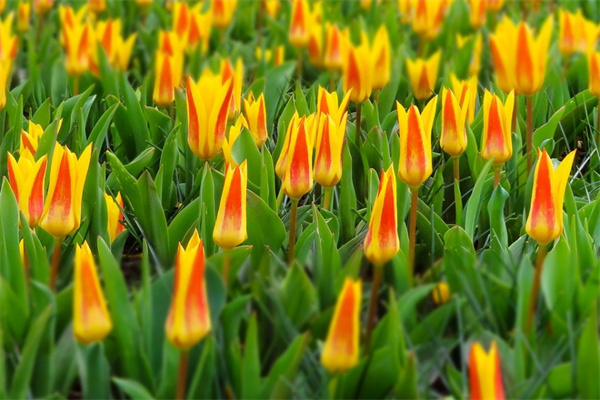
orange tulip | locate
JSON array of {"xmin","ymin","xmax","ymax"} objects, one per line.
[
  {"xmin": 364, "ymin": 165, "xmax": 399, "ymax": 265},
  {"xmin": 558, "ymin": 9, "xmax": 600, "ymax": 57},
  {"xmin": 281, "ymin": 115, "xmax": 313, "ymax": 199},
  {"xmin": 406, "ymin": 51, "xmax": 441, "ymax": 101},
  {"xmin": 213, "ymin": 161, "xmax": 248, "ymax": 249},
  {"xmin": 243, "ymin": 93, "xmax": 268, "ymax": 147},
  {"xmin": 186, "ymin": 72, "xmax": 234, "ymax": 160},
  {"xmin": 515, "ymin": 18, "xmax": 554, "ymax": 96},
  {"xmin": 173, "ymin": 1, "xmax": 191, "ymax": 38},
  {"xmin": 314, "ymin": 112, "xmax": 347, "ymax": 188},
  {"xmin": 212, "ymin": 0, "xmax": 237, "ymax": 30},
  {"xmin": 289, "ymin": 0, "xmax": 310, "ymax": 48},
  {"xmin": 39, "ymin": 143, "xmax": 92, "ymax": 238},
  {"xmin": 165, "ymin": 230, "xmax": 211, "ymax": 350},
  {"xmin": 187, "ymin": 6, "xmax": 212, "ymax": 54},
  {"xmin": 396, "ymin": 96, "xmax": 437, "ymax": 187},
  {"xmin": 321, "ymin": 278, "xmax": 362, "ymax": 373},
  {"xmin": 7, "ymin": 151, "xmax": 47, "ymax": 228},
  {"xmin": 469, "ymin": 341, "xmax": 506, "ymax": 400},
  {"xmin": 105, "ymin": 192, "xmax": 125, "ymax": 244},
  {"xmin": 317, "ymin": 86, "xmax": 351, "ymax": 125},
  {"xmin": 480, "ymin": 90, "xmax": 514, "ymax": 165},
  {"xmin": 526, "ymin": 149, "xmax": 576, "ymax": 245},
  {"xmin": 371, "ymin": 25, "xmax": 391, "ymax": 91},
  {"xmin": 343, "ymin": 36, "xmax": 372, "ymax": 104},
  {"xmin": 323, "ymin": 24, "xmax": 347, "ymax": 71},
  {"xmin": 73, "ymin": 241, "xmax": 113, "ymax": 345},
  {"xmin": 440, "ymin": 88, "xmax": 469, "ymax": 158},
  {"xmin": 589, "ymin": 51, "xmax": 600, "ymax": 98}
]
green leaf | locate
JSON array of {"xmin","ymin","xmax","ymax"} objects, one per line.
[
  {"xmin": 113, "ymin": 378, "xmax": 155, "ymax": 400},
  {"xmin": 577, "ymin": 306, "xmax": 600, "ymax": 399},
  {"xmin": 241, "ymin": 314, "xmax": 261, "ymax": 399},
  {"xmin": 464, "ymin": 159, "xmax": 494, "ymax": 239}
]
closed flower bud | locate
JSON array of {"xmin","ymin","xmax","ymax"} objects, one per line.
[
  {"xmin": 263, "ymin": 0, "xmax": 280, "ymax": 18},
  {"xmin": 589, "ymin": 51, "xmax": 600, "ymax": 98},
  {"xmin": 64, "ymin": 22, "xmax": 91, "ymax": 77},
  {"xmin": 17, "ymin": 2, "xmax": 31, "ymax": 33},
  {"xmin": 406, "ymin": 51, "xmax": 440, "ymax": 101},
  {"xmin": 515, "ymin": 18, "xmax": 553, "ymax": 96},
  {"xmin": 321, "ymin": 278, "xmax": 362, "ymax": 373},
  {"xmin": 526, "ymin": 149, "xmax": 576, "ymax": 245},
  {"xmin": 364, "ymin": 165, "xmax": 399, "ymax": 265},
  {"xmin": 34, "ymin": 0, "xmax": 54, "ymax": 15},
  {"xmin": 73, "ymin": 241, "xmax": 113, "ymax": 345},
  {"xmin": 153, "ymin": 50, "xmax": 182, "ymax": 107},
  {"xmin": 289, "ymin": 0, "xmax": 309, "ymax": 48},
  {"xmin": 489, "ymin": 17, "xmax": 518, "ymax": 94},
  {"xmin": 432, "ymin": 282, "xmax": 451, "ymax": 305},
  {"xmin": 307, "ymin": 24, "xmax": 324, "ymax": 69},
  {"xmin": 105, "ymin": 192, "xmax": 125, "ymax": 244},
  {"xmin": 20, "ymin": 121, "xmax": 44, "ymax": 156},
  {"xmin": 480, "ymin": 90, "xmax": 514, "ymax": 165},
  {"xmin": 282, "ymin": 115, "xmax": 314, "ymax": 199},
  {"xmin": 314, "ymin": 112, "xmax": 347, "ymax": 188},
  {"xmin": 213, "ymin": 161, "xmax": 248, "ymax": 249},
  {"xmin": 450, "ymin": 74, "xmax": 478, "ymax": 124},
  {"xmin": 440, "ymin": 87, "xmax": 468, "ymax": 158},
  {"xmin": 212, "ymin": 0, "xmax": 237, "ymax": 30},
  {"xmin": 221, "ymin": 58, "xmax": 244, "ymax": 120},
  {"xmin": 166, "ymin": 230, "xmax": 211, "ymax": 349},
  {"xmin": 469, "ymin": 341, "xmax": 506, "ymax": 400},
  {"xmin": 275, "ymin": 113, "xmax": 298, "ymax": 180},
  {"xmin": 467, "ymin": 0, "xmax": 486, "ymax": 30},
  {"xmin": 7, "ymin": 151, "xmax": 47, "ymax": 228},
  {"xmin": 243, "ymin": 93, "xmax": 268, "ymax": 147},
  {"xmin": 324, "ymin": 24, "xmax": 347, "ymax": 71},
  {"xmin": 397, "ymin": 97, "xmax": 437, "ymax": 187},
  {"xmin": 343, "ymin": 36, "xmax": 373, "ymax": 104},
  {"xmin": 371, "ymin": 26, "xmax": 390, "ymax": 90}
]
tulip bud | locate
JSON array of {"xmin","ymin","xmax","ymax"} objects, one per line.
[
  {"xmin": 467, "ymin": 0, "xmax": 486, "ymax": 30},
  {"xmin": 514, "ymin": 18, "xmax": 553, "ymax": 96},
  {"xmin": 173, "ymin": 1, "xmax": 190, "ymax": 39},
  {"xmin": 7, "ymin": 151, "xmax": 47, "ymax": 228},
  {"xmin": 17, "ymin": 2, "xmax": 31, "ymax": 33},
  {"xmin": 526, "ymin": 149, "xmax": 576, "ymax": 245},
  {"xmin": 480, "ymin": 90, "xmax": 514, "ymax": 165},
  {"xmin": 397, "ymin": 0, "xmax": 412, "ymax": 24},
  {"xmin": 307, "ymin": 24, "xmax": 324, "ymax": 69},
  {"xmin": 153, "ymin": 50, "xmax": 182, "ymax": 107},
  {"xmin": 89, "ymin": 0, "xmax": 106, "ymax": 14},
  {"xmin": 489, "ymin": 17, "xmax": 518, "ymax": 94},
  {"xmin": 469, "ymin": 341, "xmax": 506, "ymax": 400},
  {"xmin": 317, "ymin": 86, "xmax": 351, "ymax": 125},
  {"xmin": 440, "ymin": 88, "xmax": 468, "ymax": 158},
  {"xmin": 64, "ymin": 22, "xmax": 91, "ymax": 77},
  {"xmin": 450, "ymin": 74, "xmax": 478, "ymax": 124},
  {"xmin": 321, "ymin": 278, "xmax": 362, "ymax": 373},
  {"xmin": 221, "ymin": 58, "xmax": 244, "ymax": 120},
  {"xmin": 187, "ymin": 7, "xmax": 212, "ymax": 54},
  {"xmin": 73, "ymin": 241, "xmax": 113, "ymax": 345},
  {"xmin": 39, "ymin": 143, "xmax": 92, "ymax": 238},
  {"xmin": 371, "ymin": 26, "xmax": 390, "ymax": 91},
  {"xmin": 282, "ymin": 115, "xmax": 314, "ymax": 199},
  {"xmin": 406, "ymin": 51, "xmax": 440, "ymax": 101},
  {"xmin": 412, "ymin": 0, "xmax": 444, "ymax": 40},
  {"xmin": 165, "ymin": 230, "xmax": 211, "ymax": 349},
  {"xmin": 263, "ymin": 0, "xmax": 280, "ymax": 18},
  {"xmin": 186, "ymin": 72, "xmax": 234, "ymax": 160},
  {"xmin": 213, "ymin": 161, "xmax": 248, "ymax": 249},
  {"xmin": 34, "ymin": 0, "xmax": 54, "ymax": 15},
  {"xmin": 432, "ymin": 282, "xmax": 450, "ymax": 305},
  {"xmin": 275, "ymin": 113, "xmax": 298, "ymax": 180},
  {"xmin": 396, "ymin": 97, "xmax": 437, "ymax": 187},
  {"xmin": 20, "ymin": 121, "xmax": 43, "ymax": 156},
  {"xmin": 243, "ymin": 93, "xmax": 268, "ymax": 147},
  {"xmin": 105, "ymin": 192, "xmax": 125, "ymax": 244},
  {"xmin": 212, "ymin": 0, "xmax": 237, "ymax": 30},
  {"xmin": 364, "ymin": 165, "xmax": 399, "ymax": 265},
  {"xmin": 0, "ymin": 60, "xmax": 10, "ymax": 110},
  {"xmin": 342, "ymin": 37, "xmax": 373, "ymax": 104},
  {"xmin": 323, "ymin": 24, "xmax": 347, "ymax": 71},
  {"xmin": 314, "ymin": 112, "xmax": 347, "ymax": 188},
  {"xmin": 289, "ymin": 0, "xmax": 309, "ymax": 48},
  {"xmin": 589, "ymin": 51, "xmax": 600, "ymax": 98}
]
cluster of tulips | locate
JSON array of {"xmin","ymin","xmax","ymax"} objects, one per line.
[{"xmin": 1, "ymin": 0, "xmax": 600, "ymax": 399}]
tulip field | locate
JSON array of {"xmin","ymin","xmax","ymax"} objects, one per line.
[{"xmin": 3, "ymin": 0, "xmax": 600, "ymax": 398}]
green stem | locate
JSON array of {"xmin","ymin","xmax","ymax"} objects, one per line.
[
  {"xmin": 365, "ymin": 264, "xmax": 383, "ymax": 353},
  {"xmin": 222, "ymin": 249, "xmax": 231, "ymax": 287},
  {"xmin": 408, "ymin": 186, "xmax": 419, "ymax": 281},
  {"xmin": 176, "ymin": 350, "xmax": 189, "ymax": 400},
  {"xmin": 49, "ymin": 238, "xmax": 63, "ymax": 292},
  {"xmin": 276, "ymin": 186, "xmax": 285, "ymax": 212},
  {"xmin": 526, "ymin": 244, "xmax": 548, "ymax": 335},
  {"xmin": 526, "ymin": 95, "xmax": 533, "ymax": 173},
  {"xmin": 322, "ymin": 187, "xmax": 333, "ymax": 211},
  {"xmin": 288, "ymin": 198, "xmax": 299, "ymax": 264},
  {"xmin": 355, "ymin": 102, "xmax": 362, "ymax": 145},
  {"xmin": 493, "ymin": 165, "xmax": 502, "ymax": 188}
]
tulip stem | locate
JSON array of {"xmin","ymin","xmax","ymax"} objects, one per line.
[
  {"xmin": 365, "ymin": 263, "xmax": 383, "ymax": 353},
  {"xmin": 453, "ymin": 157, "xmax": 460, "ymax": 183},
  {"xmin": 453, "ymin": 158, "xmax": 462, "ymax": 226},
  {"xmin": 511, "ymin": 103, "xmax": 517, "ymax": 134},
  {"xmin": 288, "ymin": 198, "xmax": 299, "ymax": 264},
  {"xmin": 526, "ymin": 244, "xmax": 547, "ymax": 335},
  {"xmin": 493, "ymin": 166, "xmax": 501, "ymax": 188},
  {"xmin": 526, "ymin": 96, "xmax": 533, "ymax": 173},
  {"xmin": 322, "ymin": 187, "xmax": 333, "ymax": 211},
  {"xmin": 276, "ymin": 186, "xmax": 284, "ymax": 212},
  {"xmin": 222, "ymin": 249, "xmax": 231, "ymax": 287},
  {"xmin": 49, "ymin": 238, "xmax": 63, "ymax": 292},
  {"xmin": 596, "ymin": 105, "xmax": 600, "ymax": 147},
  {"xmin": 296, "ymin": 50, "xmax": 303, "ymax": 80},
  {"xmin": 23, "ymin": 248, "xmax": 30, "ymax": 290},
  {"xmin": 408, "ymin": 186, "xmax": 419, "ymax": 281},
  {"xmin": 73, "ymin": 76, "xmax": 79, "ymax": 96},
  {"xmin": 176, "ymin": 350, "xmax": 189, "ymax": 400},
  {"xmin": 355, "ymin": 102, "xmax": 362, "ymax": 145}
]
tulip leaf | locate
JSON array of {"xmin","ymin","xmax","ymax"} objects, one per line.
[
  {"xmin": 576, "ymin": 306, "xmax": 600, "ymax": 399},
  {"xmin": 112, "ymin": 378, "xmax": 155, "ymax": 400},
  {"xmin": 463, "ymin": 159, "xmax": 494, "ymax": 239}
]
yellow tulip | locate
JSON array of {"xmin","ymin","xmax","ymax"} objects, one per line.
[
  {"xmin": 450, "ymin": 74, "xmax": 478, "ymax": 124},
  {"xmin": 432, "ymin": 282, "xmax": 451, "ymax": 305},
  {"xmin": 480, "ymin": 90, "xmax": 514, "ymax": 165},
  {"xmin": 212, "ymin": 0, "xmax": 237, "ymax": 30},
  {"xmin": 487, "ymin": 0, "xmax": 504, "ymax": 12},
  {"xmin": 213, "ymin": 161, "xmax": 248, "ymax": 249},
  {"xmin": 0, "ymin": 14, "xmax": 18, "ymax": 62},
  {"xmin": 7, "ymin": 150, "xmax": 47, "ymax": 228},
  {"xmin": 412, "ymin": 0, "xmax": 444, "ymax": 40},
  {"xmin": 314, "ymin": 112, "xmax": 347, "ymax": 188},
  {"xmin": 289, "ymin": 0, "xmax": 310, "ymax": 48},
  {"xmin": 243, "ymin": 93, "xmax": 268, "ymax": 147},
  {"xmin": 105, "ymin": 192, "xmax": 125, "ymax": 244},
  {"xmin": 469, "ymin": 341, "xmax": 506, "ymax": 400},
  {"xmin": 263, "ymin": 0, "xmax": 280, "ymax": 18},
  {"xmin": 406, "ymin": 51, "xmax": 441, "ymax": 101},
  {"xmin": 0, "ymin": 59, "xmax": 11, "ymax": 110},
  {"xmin": 371, "ymin": 25, "xmax": 391, "ymax": 91},
  {"xmin": 281, "ymin": 115, "xmax": 314, "ymax": 199},
  {"xmin": 342, "ymin": 36, "xmax": 373, "ymax": 104},
  {"xmin": 489, "ymin": 17, "xmax": 517, "ymax": 94},
  {"xmin": 20, "ymin": 120, "xmax": 44, "ymax": 155},
  {"xmin": 323, "ymin": 24, "xmax": 348, "ymax": 71},
  {"xmin": 63, "ymin": 22, "xmax": 91, "ymax": 77},
  {"xmin": 589, "ymin": 51, "xmax": 600, "ymax": 98},
  {"xmin": 440, "ymin": 87, "xmax": 468, "ymax": 158},
  {"xmin": 17, "ymin": 2, "xmax": 31, "ymax": 33},
  {"xmin": 558, "ymin": 9, "xmax": 600, "ymax": 57},
  {"xmin": 513, "ymin": 18, "xmax": 554, "ymax": 96},
  {"xmin": 88, "ymin": 0, "xmax": 106, "ymax": 14},
  {"xmin": 33, "ymin": 0, "xmax": 54, "ymax": 15},
  {"xmin": 220, "ymin": 58, "xmax": 244, "ymax": 120},
  {"xmin": 317, "ymin": 86, "xmax": 351, "ymax": 126},
  {"xmin": 307, "ymin": 23, "xmax": 324, "ymax": 69},
  {"xmin": 526, "ymin": 149, "xmax": 576, "ymax": 245},
  {"xmin": 92, "ymin": 19, "xmax": 137, "ymax": 72},
  {"xmin": 467, "ymin": 0, "xmax": 486, "ymax": 30}
]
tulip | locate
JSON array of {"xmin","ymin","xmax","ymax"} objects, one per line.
[
  {"xmin": 467, "ymin": 0, "xmax": 486, "ymax": 30},
  {"xmin": 173, "ymin": 1, "xmax": 191, "ymax": 38},
  {"xmin": 187, "ymin": 6, "xmax": 212, "ymax": 54},
  {"xmin": 469, "ymin": 341, "xmax": 505, "ymax": 400},
  {"xmin": 105, "ymin": 192, "xmax": 125, "ymax": 244},
  {"xmin": 0, "ymin": 15, "xmax": 18, "ymax": 62},
  {"xmin": 314, "ymin": 112, "xmax": 347, "ymax": 188},
  {"xmin": 256, "ymin": 45, "xmax": 284, "ymax": 66},
  {"xmin": 186, "ymin": 72, "xmax": 234, "ymax": 160},
  {"xmin": 275, "ymin": 113, "xmax": 298, "ymax": 180},
  {"xmin": 488, "ymin": 0, "xmax": 504, "ymax": 12},
  {"xmin": 7, "ymin": 151, "xmax": 47, "ymax": 228},
  {"xmin": 514, "ymin": 18, "xmax": 553, "ymax": 96},
  {"xmin": 282, "ymin": 115, "xmax": 313, "ymax": 199},
  {"xmin": 412, "ymin": 0, "xmax": 444, "ymax": 40},
  {"xmin": 73, "ymin": 241, "xmax": 113, "ymax": 345},
  {"xmin": 33, "ymin": 0, "xmax": 53, "ymax": 15},
  {"xmin": 371, "ymin": 26, "xmax": 390, "ymax": 91},
  {"xmin": 89, "ymin": 0, "xmax": 106, "ymax": 14},
  {"xmin": 59, "ymin": 6, "xmax": 87, "ymax": 48},
  {"xmin": 92, "ymin": 19, "xmax": 137, "ymax": 72},
  {"xmin": 63, "ymin": 22, "xmax": 91, "ymax": 77},
  {"xmin": 243, "ymin": 93, "xmax": 268, "ymax": 147},
  {"xmin": 457, "ymin": 33, "xmax": 482, "ymax": 78},
  {"xmin": 20, "ymin": 121, "xmax": 44, "ymax": 155},
  {"xmin": 396, "ymin": 97, "xmax": 437, "ymax": 187},
  {"xmin": 480, "ymin": 90, "xmax": 514, "ymax": 166},
  {"xmin": 321, "ymin": 278, "xmax": 362, "ymax": 373},
  {"xmin": 526, "ymin": 149, "xmax": 576, "ymax": 245},
  {"xmin": 397, "ymin": 0, "xmax": 412, "ymax": 24},
  {"xmin": 220, "ymin": 58, "xmax": 243, "ymax": 120},
  {"xmin": 342, "ymin": 36, "xmax": 373, "ymax": 104},
  {"xmin": 589, "ymin": 51, "xmax": 600, "ymax": 98},
  {"xmin": 212, "ymin": 0, "xmax": 237, "ymax": 30},
  {"xmin": 363, "ymin": 165, "xmax": 399, "ymax": 265},
  {"xmin": 558, "ymin": 10, "xmax": 600, "ymax": 57},
  {"xmin": 0, "ymin": 59, "xmax": 11, "ymax": 110},
  {"xmin": 406, "ymin": 51, "xmax": 441, "ymax": 101},
  {"xmin": 222, "ymin": 115, "xmax": 247, "ymax": 169},
  {"xmin": 213, "ymin": 161, "xmax": 248, "ymax": 249},
  {"xmin": 166, "ymin": 230, "xmax": 211, "ymax": 349},
  {"xmin": 323, "ymin": 24, "xmax": 347, "ymax": 71},
  {"xmin": 432, "ymin": 282, "xmax": 451, "ymax": 305},
  {"xmin": 17, "ymin": 2, "xmax": 31, "ymax": 33},
  {"xmin": 289, "ymin": 0, "xmax": 309, "ymax": 48},
  {"xmin": 440, "ymin": 88, "xmax": 468, "ymax": 158},
  {"xmin": 263, "ymin": 0, "xmax": 280, "ymax": 18},
  {"xmin": 136, "ymin": 0, "xmax": 153, "ymax": 8},
  {"xmin": 153, "ymin": 50, "xmax": 183, "ymax": 107},
  {"xmin": 318, "ymin": 86, "xmax": 351, "ymax": 126},
  {"xmin": 307, "ymin": 23, "xmax": 323, "ymax": 69},
  {"xmin": 39, "ymin": 143, "xmax": 92, "ymax": 238},
  {"xmin": 489, "ymin": 17, "xmax": 517, "ymax": 94},
  {"xmin": 450, "ymin": 74, "xmax": 478, "ymax": 124}
]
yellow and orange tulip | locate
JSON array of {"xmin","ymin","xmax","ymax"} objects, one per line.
[
  {"xmin": 440, "ymin": 87, "xmax": 469, "ymax": 158},
  {"xmin": 73, "ymin": 241, "xmax": 113, "ymax": 345},
  {"xmin": 525, "ymin": 149, "xmax": 576, "ymax": 245},
  {"xmin": 480, "ymin": 90, "xmax": 514, "ymax": 165},
  {"xmin": 487, "ymin": 0, "xmax": 504, "ymax": 12},
  {"xmin": 450, "ymin": 74, "xmax": 478, "ymax": 124},
  {"xmin": 7, "ymin": 151, "xmax": 47, "ymax": 228},
  {"xmin": 467, "ymin": 0, "xmax": 486, "ymax": 30},
  {"xmin": 222, "ymin": 116, "xmax": 248, "ymax": 165},
  {"xmin": 243, "ymin": 93, "xmax": 268, "ymax": 147},
  {"xmin": 281, "ymin": 115, "xmax": 314, "ymax": 199},
  {"xmin": 558, "ymin": 9, "xmax": 600, "ymax": 57},
  {"xmin": 105, "ymin": 192, "xmax": 125, "ymax": 244},
  {"xmin": 489, "ymin": 17, "xmax": 518, "ymax": 94},
  {"xmin": 213, "ymin": 161, "xmax": 248, "ymax": 249},
  {"xmin": 307, "ymin": 23, "xmax": 324, "ymax": 69},
  {"xmin": 220, "ymin": 58, "xmax": 244, "ymax": 120},
  {"xmin": 371, "ymin": 26, "xmax": 390, "ymax": 91},
  {"xmin": 17, "ymin": 2, "xmax": 31, "ymax": 33},
  {"xmin": 289, "ymin": 0, "xmax": 310, "ymax": 48},
  {"xmin": 342, "ymin": 37, "xmax": 372, "ymax": 104},
  {"xmin": 64, "ymin": 22, "xmax": 91, "ymax": 77},
  {"xmin": 412, "ymin": 0, "xmax": 444, "ymax": 40},
  {"xmin": 88, "ymin": 0, "xmax": 106, "ymax": 14},
  {"xmin": 323, "ymin": 24, "xmax": 347, "ymax": 71},
  {"xmin": 165, "ymin": 230, "xmax": 211, "ymax": 349},
  {"xmin": 20, "ymin": 121, "xmax": 44, "ymax": 155},
  {"xmin": 0, "ymin": 60, "xmax": 10, "ymax": 110},
  {"xmin": 396, "ymin": 96, "xmax": 437, "ymax": 187},
  {"xmin": 263, "ymin": 0, "xmax": 280, "ymax": 18},
  {"xmin": 93, "ymin": 19, "xmax": 137, "ymax": 72},
  {"xmin": 589, "ymin": 51, "xmax": 600, "ymax": 98},
  {"xmin": 153, "ymin": 49, "xmax": 183, "ymax": 107},
  {"xmin": 514, "ymin": 18, "xmax": 553, "ymax": 96},
  {"xmin": 469, "ymin": 341, "xmax": 506, "ymax": 400},
  {"xmin": 406, "ymin": 51, "xmax": 441, "ymax": 101},
  {"xmin": 314, "ymin": 112, "xmax": 347, "ymax": 188},
  {"xmin": 33, "ymin": 0, "xmax": 54, "ymax": 15},
  {"xmin": 39, "ymin": 143, "xmax": 92, "ymax": 238},
  {"xmin": 186, "ymin": 72, "xmax": 234, "ymax": 160},
  {"xmin": 317, "ymin": 86, "xmax": 351, "ymax": 125},
  {"xmin": 212, "ymin": 0, "xmax": 237, "ymax": 30},
  {"xmin": 321, "ymin": 278, "xmax": 362, "ymax": 373},
  {"xmin": 364, "ymin": 165, "xmax": 399, "ymax": 265},
  {"xmin": 0, "ymin": 15, "xmax": 18, "ymax": 63}
]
